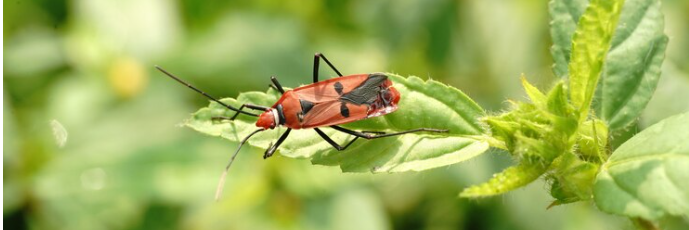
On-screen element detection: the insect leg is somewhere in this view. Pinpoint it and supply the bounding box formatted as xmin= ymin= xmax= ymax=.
xmin=212 ymin=103 xmax=269 ymax=121
xmin=263 ymin=128 xmax=292 ymax=159
xmin=313 ymin=53 xmax=343 ymax=83
xmin=361 ymin=131 xmax=387 ymax=135
xmin=314 ymin=128 xmax=360 ymax=151
xmin=270 ymin=76 xmax=285 ymax=94
xmin=329 ymin=125 xmax=448 ymax=139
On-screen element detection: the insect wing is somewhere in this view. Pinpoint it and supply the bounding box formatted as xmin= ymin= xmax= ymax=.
xmin=299 ymin=101 xmax=369 ymax=128
xmin=292 ymin=74 xmax=370 ymax=103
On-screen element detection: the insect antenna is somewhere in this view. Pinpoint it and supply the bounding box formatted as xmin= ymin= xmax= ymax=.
xmin=155 ymin=66 xmax=258 ymax=117
xmin=214 ymin=128 xmax=265 ymax=201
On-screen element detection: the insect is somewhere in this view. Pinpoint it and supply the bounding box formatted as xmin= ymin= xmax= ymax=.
xmin=156 ymin=53 xmax=447 ymax=200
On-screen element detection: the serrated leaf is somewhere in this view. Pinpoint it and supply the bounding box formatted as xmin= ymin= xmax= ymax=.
xmin=460 ymin=160 xmax=548 ymax=198
xmin=550 ymin=0 xmax=588 ymax=78
xmin=550 ymin=0 xmax=668 ymax=129
xmin=568 ymin=0 xmax=625 ymax=119
xmin=593 ymin=112 xmax=689 ymax=220
xmin=186 ymin=74 xmax=489 ymax=173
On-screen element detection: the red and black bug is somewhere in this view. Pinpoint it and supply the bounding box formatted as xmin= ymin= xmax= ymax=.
xmin=157 ymin=53 xmax=447 ymax=200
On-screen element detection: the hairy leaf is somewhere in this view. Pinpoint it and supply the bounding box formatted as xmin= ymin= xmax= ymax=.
xmin=521 ymin=75 xmax=547 ymax=108
xmin=567 ymin=0 xmax=625 ymax=120
xmin=465 ymin=80 xmax=580 ymax=198
xmin=460 ymin=160 xmax=548 ymax=198
xmin=594 ymin=112 xmax=689 ymax=220
xmin=550 ymin=0 xmax=668 ymax=129
xmin=186 ymin=74 xmax=489 ymax=173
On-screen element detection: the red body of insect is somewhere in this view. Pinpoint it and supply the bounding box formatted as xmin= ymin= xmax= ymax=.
xmin=255 ymin=73 xmax=401 ymax=130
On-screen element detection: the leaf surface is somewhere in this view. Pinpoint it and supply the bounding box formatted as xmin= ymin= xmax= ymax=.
xmin=594 ymin=112 xmax=689 ymax=220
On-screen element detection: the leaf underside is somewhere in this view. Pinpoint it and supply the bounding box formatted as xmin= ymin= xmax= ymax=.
xmin=550 ymin=0 xmax=668 ymax=130
xmin=594 ymin=112 xmax=689 ymax=220
xmin=186 ymin=74 xmax=489 ymax=173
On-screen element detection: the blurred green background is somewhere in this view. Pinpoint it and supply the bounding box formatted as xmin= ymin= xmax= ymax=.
xmin=4 ymin=0 xmax=689 ymax=229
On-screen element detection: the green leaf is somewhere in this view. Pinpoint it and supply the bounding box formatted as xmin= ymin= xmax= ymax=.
xmin=186 ymin=74 xmax=489 ymax=173
xmin=550 ymin=0 xmax=588 ymax=78
xmin=460 ymin=159 xmax=548 ymax=198
xmin=550 ymin=0 xmax=668 ymax=129
xmin=545 ymin=82 xmax=579 ymax=137
xmin=593 ymin=112 xmax=689 ymax=220
xmin=521 ymin=75 xmax=547 ymax=108
xmin=567 ymin=0 xmax=625 ymax=120
xmin=594 ymin=0 xmax=668 ymax=130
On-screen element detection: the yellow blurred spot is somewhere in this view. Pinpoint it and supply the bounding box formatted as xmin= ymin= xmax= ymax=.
xmin=108 ymin=57 xmax=148 ymax=98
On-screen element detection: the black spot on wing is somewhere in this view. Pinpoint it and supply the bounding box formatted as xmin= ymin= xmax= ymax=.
xmin=334 ymin=82 xmax=344 ymax=95
xmin=340 ymin=102 xmax=350 ymax=117
xmin=340 ymin=73 xmax=388 ymax=105
xmin=299 ymin=99 xmax=315 ymax=115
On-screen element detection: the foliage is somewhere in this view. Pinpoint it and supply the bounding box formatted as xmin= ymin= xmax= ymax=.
xmin=460 ymin=79 xmax=604 ymax=204
xmin=551 ymin=0 xmax=669 ymax=130
xmin=461 ymin=0 xmax=684 ymax=227
xmin=459 ymin=0 xmax=626 ymax=201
